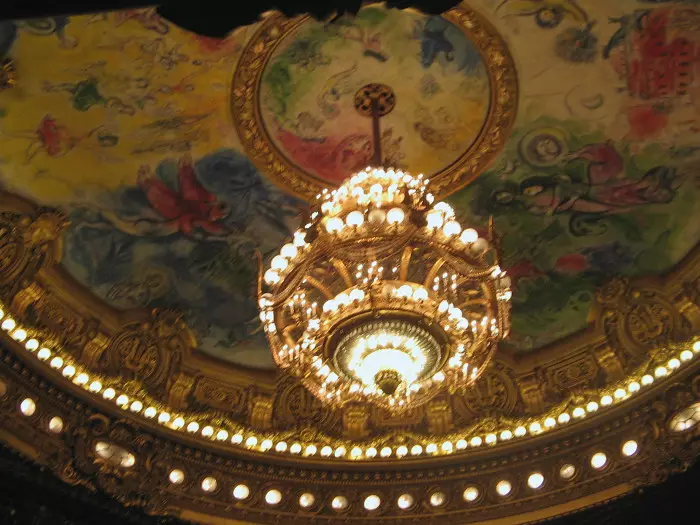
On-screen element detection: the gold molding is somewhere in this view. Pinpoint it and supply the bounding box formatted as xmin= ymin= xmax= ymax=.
xmin=230 ymin=4 xmax=518 ymax=201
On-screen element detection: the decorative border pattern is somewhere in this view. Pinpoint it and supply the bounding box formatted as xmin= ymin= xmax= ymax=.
xmin=230 ymin=4 xmax=518 ymax=201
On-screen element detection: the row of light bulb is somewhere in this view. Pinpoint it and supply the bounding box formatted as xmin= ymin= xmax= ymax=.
xmin=3 ymin=305 xmax=698 ymax=460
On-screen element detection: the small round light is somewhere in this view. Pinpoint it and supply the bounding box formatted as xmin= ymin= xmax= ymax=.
xmin=456 ymin=439 xmax=468 ymax=450
xmin=201 ymin=426 xmax=214 ymax=438
xmin=558 ymin=412 xmax=571 ymax=424
xmin=116 ymin=394 xmax=129 ymax=406
xmin=48 ymin=416 xmax=63 ymax=433
xmin=216 ymin=430 xmax=229 ymax=441
xmin=270 ymin=255 xmax=288 ymax=271
xmin=169 ymin=469 xmax=185 ymax=484
xmin=260 ymin=438 xmax=273 ymax=451
xmin=496 ymin=480 xmax=512 ymax=496
xmin=172 ymin=417 xmax=185 ymax=429
xmin=50 ymin=356 xmax=64 ymax=369
xmin=681 ymin=350 xmax=693 ymax=362
xmin=102 ymin=388 xmax=115 ymax=400
xmin=622 ymin=440 xmax=638 ymax=457
xmin=74 ymin=373 xmax=89 ymax=386
xmin=641 ymin=374 xmax=654 ymax=386
xmin=654 ymin=366 xmax=668 ymax=378
xmin=380 ymin=446 xmax=392 ymax=457
xmin=201 ymin=477 xmax=217 ymax=492
xmin=463 ymin=486 xmax=479 ymax=502
xmin=187 ymin=422 xmax=200 ymax=434
xmin=601 ymin=395 xmax=613 ymax=406
xmin=368 ymin=208 xmax=386 ymax=224
xmin=346 ymin=211 xmax=365 ymax=227
xmin=89 ymin=380 xmax=102 ymax=393
xmin=500 ymin=430 xmax=513 ymax=441
xmin=426 ymin=210 xmax=444 ymax=229
xmin=332 ymin=495 xmax=349 ymax=511
xmin=1 ymin=318 xmax=16 ymax=331
xmin=460 ymin=228 xmax=478 ymax=244
xmin=443 ymin=220 xmax=461 ymax=237
xmin=386 ymin=207 xmax=405 ymax=224
xmin=12 ymin=329 xmax=27 ymax=342
xmin=614 ymin=388 xmax=626 ymax=400
xmin=334 ymin=445 xmax=346 ymax=458
xmin=514 ymin=426 xmax=527 ymax=437
xmin=37 ymin=348 xmax=51 ymax=360
xmin=429 ymin=492 xmax=446 ymax=507
xmin=245 ymin=436 xmax=258 ymax=448
xmin=485 ymin=433 xmax=497 ymax=444
xmin=441 ymin=441 xmax=453 ymax=453
xmin=396 ymin=445 xmax=408 ymax=457
xmin=350 ymin=446 xmax=363 ymax=458
xmin=590 ymin=452 xmax=608 ymax=469
xmin=529 ymin=422 xmax=542 ymax=434
xmin=544 ymin=417 xmax=556 ymax=428
xmin=668 ymin=358 xmax=681 ymax=370
xmin=693 ymin=340 xmax=700 ymax=353
xmin=275 ymin=441 xmax=288 ymax=453
xmin=299 ymin=492 xmax=315 ymax=508
xmin=412 ymin=287 xmax=429 ymax=301
xmin=61 ymin=365 xmax=76 ymax=378
xmin=470 ymin=436 xmax=483 ymax=447
xmin=305 ymin=444 xmax=317 ymax=456
xmin=265 ymin=489 xmax=282 ymax=506
xmin=25 ymin=339 xmax=39 ymax=351
xmin=586 ymin=401 xmax=599 ymax=413
xmin=364 ymin=495 xmax=381 ymax=511
xmin=325 ymin=217 xmax=344 ymax=233
xmin=321 ymin=445 xmax=333 ymax=457
xmin=426 ymin=443 xmax=438 ymax=454
xmin=264 ymin=269 xmax=280 ymax=285
xmin=157 ymin=412 xmax=171 ymax=424
xmin=233 ymin=484 xmax=250 ymax=500
xmin=628 ymin=381 xmax=641 ymax=393
xmin=560 ymin=464 xmax=576 ymax=479
xmin=410 ymin=445 xmax=422 ymax=456
xmin=290 ymin=443 xmax=302 ymax=455
xmin=129 ymin=400 xmax=143 ymax=413
xmin=397 ymin=493 xmax=414 ymax=509
xmin=527 ymin=472 xmax=544 ymax=489
xmin=573 ymin=407 xmax=586 ymax=418
xmin=280 ymin=243 xmax=298 ymax=259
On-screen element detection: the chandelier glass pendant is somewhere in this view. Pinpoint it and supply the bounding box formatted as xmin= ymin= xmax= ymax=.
xmin=258 ymin=84 xmax=512 ymax=412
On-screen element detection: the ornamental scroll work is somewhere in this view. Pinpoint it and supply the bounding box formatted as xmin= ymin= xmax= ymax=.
xmin=231 ymin=4 xmax=518 ymax=201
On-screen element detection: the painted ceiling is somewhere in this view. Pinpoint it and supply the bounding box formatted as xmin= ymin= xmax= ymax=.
xmin=0 ymin=1 xmax=698 ymax=369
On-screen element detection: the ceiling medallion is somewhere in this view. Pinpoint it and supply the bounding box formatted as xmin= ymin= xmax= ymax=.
xmin=259 ymin=83 xmax=511 ymax=412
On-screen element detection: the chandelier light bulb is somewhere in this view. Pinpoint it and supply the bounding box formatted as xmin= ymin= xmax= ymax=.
xmin=386 ymin=207 xmax=404 ymax=224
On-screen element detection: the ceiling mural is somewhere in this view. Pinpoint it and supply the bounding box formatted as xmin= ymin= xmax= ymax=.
xmin=0 ymin=1 xmax=699 ymax=367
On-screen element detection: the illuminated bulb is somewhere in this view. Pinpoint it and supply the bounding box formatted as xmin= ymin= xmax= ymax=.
xmin=456 ymin=439 xmax=467 ymax=450
xmin=641 ymin=374 xmax=654 ymax=386
xmin=321 ymin=445 xmax=333 ymax=457
xmin=332 ymin=496 xmax=348 ymax=511
xmin=528 ymin=472 xmax=544 ymax=489
xmin=231 ymin=433 xmax=243 ymax=444
xmin=463 ymin=486 xmax=479 ymax=502
xmin=334 ymin=446 xmax=346 ymax=458
xmin=443 ymin=220 xmax=461 ymax=237
xmin=293 ymin=231 xmax=306 ymax=247
xmin=172 ymin=417 xmax=185 ymax=429
xmin=426 ymin=210 xmax=444 ymax=229
xmin=544 ymin=417 xmax=556 ymax=428
xmin=349 ymin=288 xmax=365 ymax=302
xmin=601 ymin=395 xmax=613 ymax=406
xmin=496 ymin=480 xmax=512 ymax=496
xmin=386 ymin=207 xmax=405 ymax=224
xmin=305 ymin=444 xmax=317 ymax=456
xmin=323 ymin=299 xmax=338 ymax=313
xmin=470 ymin=436 xmax=483 ymax=447
xmin=654 ymin=366 xmax=668 ymax=378
xmin=116 ymin=394 xmax=129 ymax=406
xmin=216 ymin=430 xmax=229 ymax=441
xmin=50 ymin=356 xmax=64 ymax=369
xmin=573 ymin=407 xmax=586 ymax=418
xmin=622 ymin=440 xmax=638 ymax=457
xmin=245 ymin=436 xmax=258 ymax=448
xmin=365 ymin=447 xmax=378 ymax=458
xmin=12 ymin=329 xmax=27 ymax=341
xmin=261 ymin=439 xmax=273 ymax=451
xmin=169 ymin=469 xmax=185 ymax=485
xmin=413 ymin=287 xmax=428 ymax=301
xmin=485 ymin=433 xmax=497 ymax=444
xmin=144 ymin=407 xmax=157 ymax=419
xmin=325 ymin=217 xmax=344 ymax=233
xmin=157 ymin=412 xmax=171 ymax=424
xmin=275 ymin=441 xmax=288 ymax=453
xmin=20 ymin=398 xmax=36 ymax=416
xmin=460 ymin=228 xmax=478 ymax=243
xmin=264 ymin=269 xmax=280 ymax=285
xmin=129 ymin=400 xmax=143 ymax=412
xmin=271 ymin=255 xmax=288 ymax=271
xmin=397 ymin=284 xmax=413 ymax=298
xmin=74 ymin=373 xmax=89 ymax=385
xmin=187 ymin=422 xmax=199 ymax=433
xmin=61 ymin=365 xmax=76 ymax=378
xmin=395 ymin=445 xmax=408 ymax=457
xmin=350 ymin=446 xmax=362 ymax=458
xmin=368 ymin=208 xmax=386 ymax=224
xmin=364 ymin=495 xmax=381 ymax=511
xmin=346 ymin=211 xmax=364 ymax=227
xmin=558 ymin=412 xmax=571 ymax=424
xmin=441 ymin=441 xmax=453 ymax=453
xmin=586 ymin=401 xmax=599 ymax=413
xmin=89 ymin=380 xmax=102 ymax=393
xmin=264 ymin=489 xmax=281 ymax=505
xmin=514 ymin=426 xmax=527 ymax=437
xmin=280 ymin=243 xmax=298 ymax=259
xmin=380 ymin=446 xmax=392 ymax=458
xmin=668 ymin=358 xmax=681 ymax=370
xmin=681 ymin=350 xmax=693 ymax=362
xmin=500 ymin=430 xmax=513 ymax=441
xmin=529 ymin=422 xmax=542 ymax=434
xmin=694 ymin=341 xmax=700 ymax=353
xmin=37 ymin=348 xmax=51 ymax=360
xmin=397 ymin=494 xmax=414 ymax=509
xmin=590 ymin=452 xmax=607 ymax=469
xmin=429 ymin=492 xmax=446 ymax=507
xmin=233 ymin=484 xmax=250 ymax=500
xmin=201 ymin=477 xmax=217 ymax=492
xmin=299 ymin=493 xmax=315 ymax=508
xmin=48 ymin=416 xmax=63 ymax=433
xmin=102 ymin=388 xmax=116 ymax=400
xmin=1 ymin=318 xmax=16 ymax=331
xmin=560 ymin=464 xmax=576 ymax=479
xmin=426 ymin=443 xmax=438 ymax=454
xmin=410 ymin=445 xmax=422 ymax=456
xmin=290 ymin=443 xmax=302 ymax=454
xmin=614 ymin=388 xmax=626 ymax=399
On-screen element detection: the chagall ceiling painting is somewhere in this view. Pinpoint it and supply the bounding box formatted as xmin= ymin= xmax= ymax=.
xmin=0 ymin=1 xmax=699 ymax=368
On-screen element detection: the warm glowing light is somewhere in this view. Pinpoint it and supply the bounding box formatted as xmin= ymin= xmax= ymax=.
xmin=622 ymin=440 xmax=638 ymax=457
xmin=590 ymin=452 xmax=607 ymax=469
xmin=463 ymin=486 xmax=479 ymax=502
xmin=397 ymin=494 xmax=414 ymax=509
xmin=560 ymin=464 xmax=576 ymax=479
xmin=364 ymin=495 xmax=381 ymax=511
xmin=48 ymin=416 xmax=63 ymax=433
xmin=332 ymin=496 xmax=349 ymax=511
xmin=169 ymin=469 xmax=185 ymax=485
xmin=496 ymin=480 xmax=512 ymax=496
xmin=429 ymin=492 xmax=446 ymax=507
xmin=299 ymin=493 xmax=315 ymax=508
xmin=233 ymin=484 xmax=250 ymax=500
xmin=265 ymin=489 xmax=282 ymax=505
xmin=527 ymin=472 xmax=544 ymax=489
xmin=201 ymin=477 xmax=217 ymax=492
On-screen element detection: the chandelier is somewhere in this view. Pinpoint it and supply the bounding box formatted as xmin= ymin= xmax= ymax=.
xmin=258 ymin=84 xmax=511 ymax=412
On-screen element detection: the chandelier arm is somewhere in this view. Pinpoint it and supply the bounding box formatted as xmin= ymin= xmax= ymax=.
xmin=254 ymin=248 xmax=264 ymax=302
xmin=423 ymin=258 xmax=446 ymax=288
xmin=305 ymin=275 xmax=335 ymax=299
xmin=434 ymin=248 xmax=495 ymax=279
xmin=399 ymin=246 xmax=412 ymax=281
xmin=331 ymin=259 xmax=354 ymax=288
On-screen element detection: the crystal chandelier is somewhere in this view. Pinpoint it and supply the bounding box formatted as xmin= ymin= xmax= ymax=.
xmin=258 ymin=84 xmax=511 ymax=411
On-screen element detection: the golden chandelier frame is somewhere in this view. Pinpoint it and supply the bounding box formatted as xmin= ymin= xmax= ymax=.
xmin=258 ymin=83 xmax=511 ymax=412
